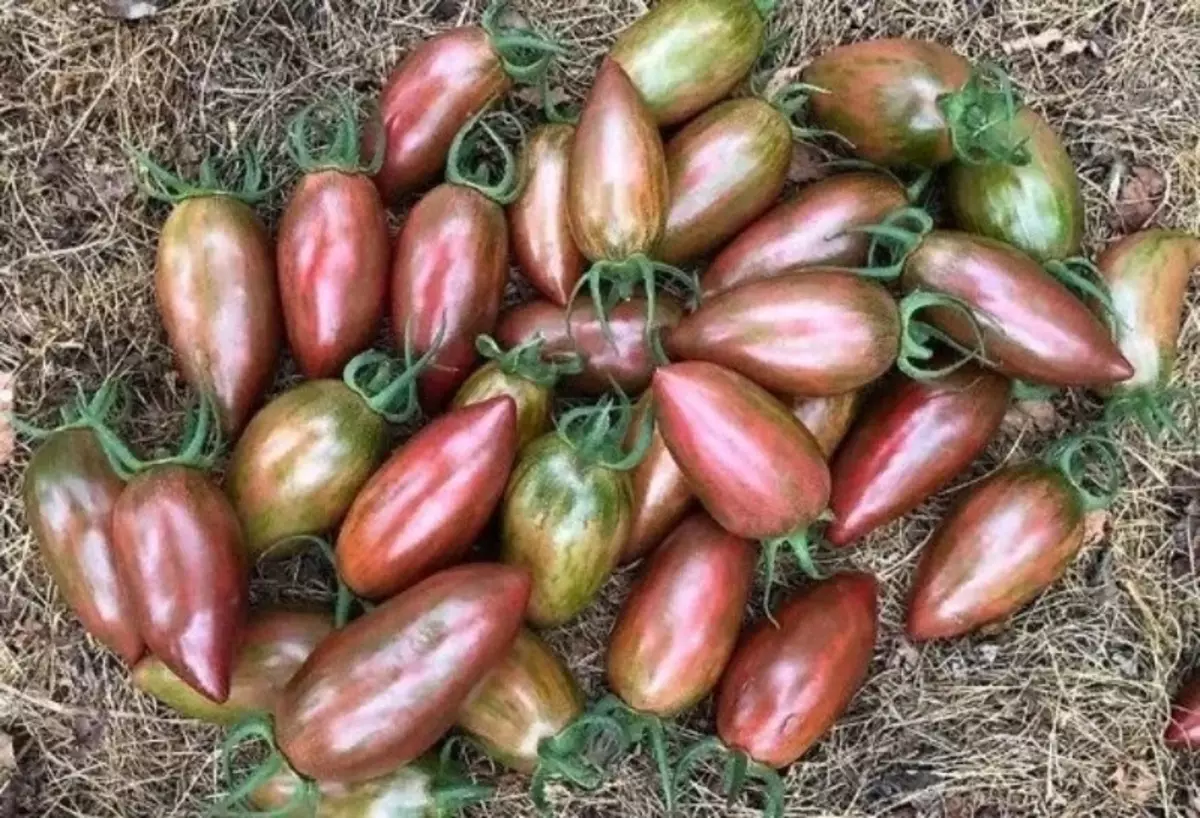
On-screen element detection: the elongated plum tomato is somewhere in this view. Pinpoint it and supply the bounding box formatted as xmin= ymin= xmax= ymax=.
xmin=337 ymin=395 xmax=518 ymax=600
xmin=509 ymin=123 xmax=584 ymax=306
xmin=900 ymin=231 xmax=1133 ymax=386
xmin=621 ymin=393 xmax=692 ymax=564
xmin=668 ymin=269 xmax=905 ymax=397
xmin=948 ymin=107 xmax=1084 ymax=262
xmin=495 ymin=296 xmax=682 ymax=396
xmin=610 ymin=0 xmax=767 ymax=126
xmin=790 ymin=391 xmax=861 ymax=459
xmin=277 ymin=98 xmax=389 ymax=378
xmin=652 ymin=362 xmax=830 ymax=540
xmin=826 ymin=365 xmax=1010 ymax=547
xmin=655 ymin=98 xmax=792 ymax=266
xmin=275 ymin=563 xmax=530 ymax=784
xmin=1165 ymin=675 xmax=1200 ymax=750
xmin=702 ymin=172 xmax=909 ymax=297
xmin=133 ymin=608 xmax=332 ymax=725
xmin=609 ymin=513 xmax=756 ymax=717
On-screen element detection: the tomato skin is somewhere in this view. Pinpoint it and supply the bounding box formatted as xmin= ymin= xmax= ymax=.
xmin=901 ymin=231 xmax=1133 ymax=386
xmin=656 ymin=98 xmax=792 ymax=265
xmin=372 ymin=26 xmax=508 ymax=203
xmin=277 ymin=171 xmax=389 ymax=379
xmin=276 ymin=563 xmax=530 ymax=784
xmin=905 ymin=462 xmax=1084 ymax=641
xmin=668 ymin=270 xmax=901 ymax=396
xmin=826 ymin=365 xmax=1010 ymax=547
xmin=1096 ymin=230 xmax=1200 ymax=395
xmin=337 ymin=396 xmax=518 ymax=600
xmin=509 ymin=124 xmax=583 ymax=306
xmin=802 ymin=39 xmax=971 ymax=167
xmin=457 ymin=629 xmax=584 ymax=773
xmin=716 ymin=572 xmax=878 ymax=768
xmin=608 ymin=513 xmax=755 ymax=717
xmin=1165 ymin=675 xmax=1200 ymax=750
xmin=500 ymin=434 xmax=632 ymax=627
xmin=702 ymin=173 xmax=909 ymax=297
xmin=391 ymin=183 xmax=509 ymax=410
xmin=227 ymin=381 xmax=388 ymax=560
xmin=790 ymin=391 xmax=861 ymax=459
xmin=620 ymin=394 xmax=692 ymax=564
xmin=568 ymin=58 xmax=668 ymax=262
xmin=23 ymin=429 xmax=143 ymax=665
xmin=156 ymin=196 xmax=281 ymax=434
xmin=610 ymin=0 xmax=765 ymax=126
xmin=495 ymin=297 xmax=682 ymax=396
xmin=133 ymin=608 xmax=332 ymax=725
xmin=252 ymin=758 xmax=447 ymax=817
xmin=947 ymin=108 xmax=1083 ymax=263
xmin=652 ymin=362 xmax=830 ymax=540
xmin=111 ymin=465 xmax=248 ymax=703
xmin=451 ymin=362 xmax=552 ymax=450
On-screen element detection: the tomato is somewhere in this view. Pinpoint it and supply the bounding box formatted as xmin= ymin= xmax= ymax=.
xmin=621 ymin=393 xmax=692 ymax=564
xmin=278 ymin=98 xmax=389 ymax=379
xmin=652 ymin=362 xmax=830 ymax=541
xmin=1166 ymin=675 xmax=1200 ymax=750
xmin=337 ymin=395 xmax=518 ymax=600
xmin=826 ymin=365 xmax=1010 ymax=547
xmin=906 ymin=436 xmax=1119 ymax=641
xmin=789 ymin=391 xmax=861 ymax=459
xmin=900 ymin=230 xmax=1133 ymax=386
xmin=655 ymin=98 xmax=792 ymax=265
xmin=495 ymin=296 xmax=682 ymax=396
xmin=948 ymin=107 xmax=1083 ymax=262
xmin=274 ymin=563 xmax=530 ymax=784
xmin=611 ymin=0 xmax=767 ymax=126
xmin=509 ymin=123 xmax=583 ymax=306
xmin=133 ymin=608 xmax=332 ymax=725
xmin=702 ymin=172 xmax=909 ymax=297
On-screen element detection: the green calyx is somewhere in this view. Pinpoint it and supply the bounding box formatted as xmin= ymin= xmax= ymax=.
xmin=848 ymin=205 xmax=934 ymax=279
xmin=555 ymin=390 xmax=655 ymax=471
xmin=81 ymin=392 xmax=223 ymax=480
xmin=529 ymin=710 xmax=631 ymax=812
xmin=937 ymin=61 xmax=1030 ymax=166
xmin=1043 ymin=432 xmax=1122 ymax=512
xmin=481 ymin=0 xmax=565 ymax=85
xmin=1043 ymin=256 xmax=1117 ymax=318
xmin=476 ymin=334 xmax=582 ymax=388
xmin=895 ymin=289 xmax=994 ymax=382
xmin=9 ymin=379 xmax=126 ymax=441
xmin=259 ymin=535 xmax=358 ymax=629
xmin=673 ymin=737 xmax=785 ymax=818
xmin=343 ymin=323 xmax=443 ymax=424
xmin=1104 ymin=388 xmax=1191 ymax=443
xmin=286 ymin=93 xmax=383 ymax=176
xmin=211 ymin=714 xmax=317 ymax=817
xmin=446 ymin=110 xmax=524 ymax=205
xmin=425 ymin=738 xmax=496 ymax=816
xmin=590 ymin=695 xmax=675 ymax=812
xmin=759 ymin=513 xmax=831 ymax=617
xmin=131 ymin=145 xmax=268 ymax=205
xmin=753 ymin=0 xmax=777 ymax=19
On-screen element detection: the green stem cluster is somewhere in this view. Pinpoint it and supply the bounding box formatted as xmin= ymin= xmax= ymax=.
xmin=554 ymin=390 xmax=654 ymax=471
xmin=528 ymin=711 xmax=630 ymax=811
xmin=9 ymin=379 xmax=126 ymax=441
xmin=481 ymin=0 xmax=566 ymax=85
xmin=82 ymin=393 xmax=223 ymax=480
xmin=591 ymin=696 xmax=675 ymax=812
xmin=476 ymin=334 xmax=582 ymax=388
xmin=212 ymin=714 xmax=317 ymax=818
xmin=131 ymin=146 xmax=268 ymax=205
xmin=1044 ymin=256 xmax=1116 ymax=317
xmin=343 ymin=323 xmax=442 ymax=424
xmin=673 ymin=737 xmax=785 ymax=818
xmin=446 ymin=110 xmax=525 ymax=205
xmin=286 ymin=93 xmax=382 ymax=176
xmin=1043 ymin=433 xmax=1122 ymax=511
xmin=938 ymin=61 xmax=1031 ymax=166
xmin=1105 ymin=388 xmax=1192 ymax=443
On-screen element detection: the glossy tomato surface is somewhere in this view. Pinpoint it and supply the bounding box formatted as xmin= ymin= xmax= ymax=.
xmin=275 ymin=563 xmax=531 ymax=784
xmin=337 ymin=395 xmax=518 ymax=600
xmin=790 ymin=391 xmax=861 ymax=459
xmin=652 ymin=362 xmax=830 ymax=540
xmin=156 ymin=196 xmax=281 ymax=434
xmin=620 ymin=393 xmax=692 ymax=564
xmin=251 ymin=758 xmax=450 ymax=817
xmin=608 ymin=513 xmax=755 ymax=717
xmin=451 ymin=361 xmax=552 ymax=451
xmin=1165 ymin=675 xmax=1200 ymax=750
xmin=717 ymin=572 xmax=878 ymax=767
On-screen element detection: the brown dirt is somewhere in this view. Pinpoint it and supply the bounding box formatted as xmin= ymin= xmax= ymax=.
xmin=2 ymin=0 xmax=1200 ymax=816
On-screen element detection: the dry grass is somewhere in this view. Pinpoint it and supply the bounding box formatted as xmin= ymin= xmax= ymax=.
xmin=2 ymin=0 xmax=1200 ymax=815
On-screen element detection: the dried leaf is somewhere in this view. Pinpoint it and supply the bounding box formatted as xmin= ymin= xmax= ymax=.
xmin=1002 ymin=400 xmax=1061 ymax=434
xmin=1108 ymin=164 xmax=1166 ymax=230
xmin=103 ymin=0 xmax=162 ymax=20
xmin=1003 ymin=28 xmax=1065 ymax=55
xmin=1110 ymin=762 xmax=1156 ymax=805
xmin=0 ymin=372 xmax=11 ymax=467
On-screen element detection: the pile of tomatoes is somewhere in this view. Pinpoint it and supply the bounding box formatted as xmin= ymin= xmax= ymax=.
xmin=17 ymin=0 xmax=1200 ymax=815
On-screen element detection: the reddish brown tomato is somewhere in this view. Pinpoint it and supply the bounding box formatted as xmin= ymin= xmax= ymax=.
xmin=667 ymin=269 xmax=902 ymax=397
xmin=508 ymin=123 xmax=583 ymax=306
xmin=275 ymin=563 xmax=531 ymax=784
xmin=716 ymin=572 xmax=878 ymax=768
xmin=1166 ymin=675 xmax=1200 ymax=750
xmin=111 ymin=465 xmax=248 ymax=703
xmin=652 ymin=362 xmax=830 ymax=540
xmin=655 ymin=98 xmax=792 ymax=266
xmin=391 ymin=183 xmax=509 ymax=410
xmin=827 ymin=365 xmax=1010 ymax=547
xmin=620 ymin=393 xmax=692 ymax=564
xmin=372 ymin=27 xmax=508 ymax=203
xmin=906 ymin=462 xmax=1085 ymax=641
xmin=156 ymin=196 xmax=281 ymax=434
xmin=495 ymin=297 xmax=682 ymax=396
xmin=568 ymin=58 xmax=668 ymax=262
xmin=277 ymin=170 xmax=389 ymax=379
xmin=901 ymin=231 xmax=1133 ymax=386
xmin=608 ymin=513 xmax=756 ymax=717
xmin=790 ymin=391 xmax=861 ymax=459
xmin=23 ymin=428 xmax=143 ymax=665
xmin=702 ymin=173 xmax=909 ymax=297
xmin=336 ymin=396 xmax=518 ymax=600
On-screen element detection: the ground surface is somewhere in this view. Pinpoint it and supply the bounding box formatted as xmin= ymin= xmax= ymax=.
xmin=2 ymin=0 xmax=1200 ymax=816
